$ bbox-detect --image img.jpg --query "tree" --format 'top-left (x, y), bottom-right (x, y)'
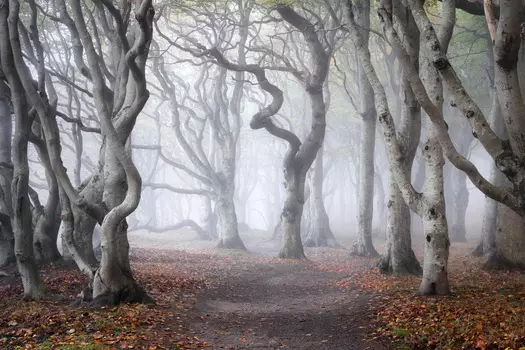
top-left (352, 0), bottom-right (379, 257)
top-left (2, 0), bottom-right (156, 304)
top-left (153, 0), bottom-right (252, 249)
top-left (345, 0), bottom-right (456, 294)
top-left (0, 79), bottom-right (15, 268)
top-left (375, 1), bottom-right (422, 275)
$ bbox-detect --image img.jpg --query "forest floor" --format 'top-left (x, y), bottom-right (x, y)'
top-left (0, 229), bottom-right (525, 349)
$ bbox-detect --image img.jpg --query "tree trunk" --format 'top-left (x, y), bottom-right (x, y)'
top-left (279, 174), bottom-right (306, 259)
top-left (304, 147), bottom-right (339, 247)
top-left (378, 178), bottom-right (421, 275)
top-left (373, 170), bottom-right (387, 239)
top-left (448, 168), bottom-right (469, 243)
top-left (200, 196), bottom-right (217, 239)
top-left (0, 80), bottom-right (14, 267)
top-left (378, 3), bottom-right (421, 273)
top-left (474, 93), bottom-right (505, 256)
top-left (1, 6), bottom-right (42, 299)
top-left (353, 118), bottom-right (378, 256)
top-left (484, 203), bottom-right (525, 270)
top-left (92, 149), bottom-right (151, 305)
top-left (31, 133), bottom-right (62, 265)
top-left (353, 0), bottom-right (378, 257)
top-left (216, 188), bottom-right (246, 249)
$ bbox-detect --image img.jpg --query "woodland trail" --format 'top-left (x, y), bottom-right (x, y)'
top-left (185, 252), bottom-right (386, 349)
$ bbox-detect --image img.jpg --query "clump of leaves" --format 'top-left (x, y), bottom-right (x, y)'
top-left (363, 244), bottom-right (525, 349)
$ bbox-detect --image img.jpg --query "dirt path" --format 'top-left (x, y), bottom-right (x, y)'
top-left (187, 257), bottom-right (386, 349)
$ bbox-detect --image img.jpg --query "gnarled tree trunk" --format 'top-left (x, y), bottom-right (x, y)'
top-left (1, 2), bottom-right (42, 299)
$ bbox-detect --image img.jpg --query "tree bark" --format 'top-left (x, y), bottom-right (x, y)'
top-left (353, 0), bottom-right (378, 257)
top-left (377, 1), bottom-right (421, 275)
top-left (1, 1), bottom-right (42, 299)
top-left (216, 187), bottom-right (246, 249)
top-left (418, 125), bottom-right (450, 295)
top-left (378, 177), bottom-right (421, 275)
top-left (448, 168), bottom-right (469, 243)
top-left (0, 80), bottom-right (14, 267)
top-left (279, 165), bottom-right (306, 259)
top-left (304, 146), bottom-right (339, 247)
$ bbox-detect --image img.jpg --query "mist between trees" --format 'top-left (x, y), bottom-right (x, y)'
top-left (0, 0), bottom-right (522, 318)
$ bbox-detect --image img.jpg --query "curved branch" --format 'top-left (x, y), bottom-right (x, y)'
top-left (129, 220), bottom-right (212, 240)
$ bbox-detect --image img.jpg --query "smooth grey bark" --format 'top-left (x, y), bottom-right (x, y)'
top-left (1, 0), bottom-right (42, 299)
top-left (377, 1), bottom-right (421, 275)
top-left (447, 112), bottom-right (473, 243)
top-left (200, 197), bottom-right (217, 239)
top-left (303, 146), bottom-right (339, 247)
top-left (347, 0), bottom-right (453, 294)
top-left (0, 80), bottom-right (14, 267)
top-left (193, 6), bottom-right (331, 259)
top-left (474, 35), bottom-right (509, 257)
top-left (448, 167), bottom-right (469, 243)
top-left (65, 0), bottom-right (154, 304)
top-left (474, 97), bottom-right (505, 256)
top-left (353, 0), bottom-right (378, 257)
top-left (484, 202), bottom-right (525, 269)
top-left (30, 126), bottom-right (61, 265)
top-left (373, 168), bottom-right (387, 239)
top-left (216, 183), bottom-right (245, 249)
top-left (415, 0), bottom-right (454, 296)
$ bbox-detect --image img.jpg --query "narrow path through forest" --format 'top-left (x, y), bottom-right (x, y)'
top-left (186, 254), bottom-right (385, 349)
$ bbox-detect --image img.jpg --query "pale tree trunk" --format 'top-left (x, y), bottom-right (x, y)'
top-left (483, 200), bottom-right (525, 270)
top-left (347, 0), bottom-right (453, 294)
top-left (66, 0), bottom-right (155, 304)
top-left (415, 0), bottom-right (455, 295)
top-left (200, 196), bottom-right (217, 239)
top-left (93, 141), bottom-right (151, 305)
top-left (419, 125), bottom-right (450, 295)
top-left (353, 0), bottom-right (378, 257)
top-left (448, 168), bottom-right (469, 242)
top-left (474, 36), bottom-right (511, 257)
top-left (30, 129), bottom-right (61, 264)
top-left (279, 165), bottom-right (306, 259)
top-left (377, 2), bottom-right (421, 275)
top-left (215, 145), bottom-right (245, 249)
top-left (447, 114), bottom-right (473, 243)
top-left (373, 170), bottom-right (387, 239)
top-left (0, 80), bottom-right (14, 267)
top-left (216, 185), bottom-right (245, 249)
top-left (200, 6), bottom-right (331, 258)
top-left (1, 3), bottom-right (42, 299)
top-left (300, 178), bottom-right (311, 239)
top-left (304, 146), bottom-right (339, 247)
